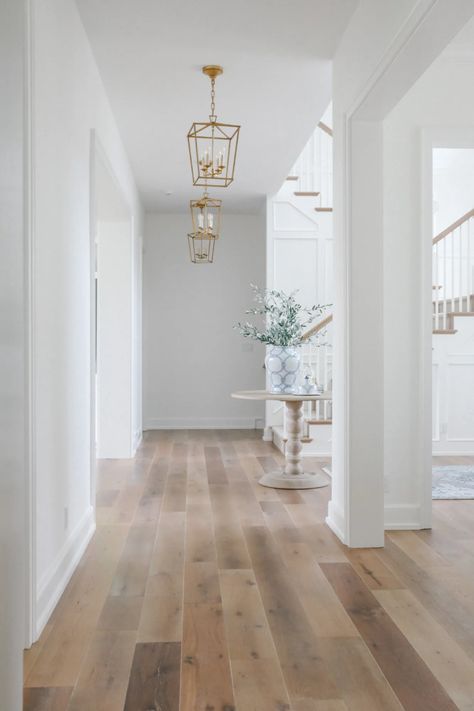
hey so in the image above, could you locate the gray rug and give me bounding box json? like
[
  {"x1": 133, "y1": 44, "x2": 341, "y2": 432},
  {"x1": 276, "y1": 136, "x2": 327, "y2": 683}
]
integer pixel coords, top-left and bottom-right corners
[{"x1": 432, "y1": 465, "x2": 474, "y2": 499}]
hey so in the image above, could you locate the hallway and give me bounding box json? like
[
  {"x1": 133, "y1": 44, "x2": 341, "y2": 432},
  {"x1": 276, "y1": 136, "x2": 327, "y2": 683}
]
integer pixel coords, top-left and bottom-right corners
[{"x1": 24, "y1": 432, "x2": 474, "y2": 710}]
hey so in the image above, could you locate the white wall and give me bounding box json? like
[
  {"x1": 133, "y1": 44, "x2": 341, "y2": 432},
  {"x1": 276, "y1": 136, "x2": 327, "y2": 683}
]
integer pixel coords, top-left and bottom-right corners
[
  {"x1": 384, "y1": 51, "x2": 474, "y2": 525},
  {"x1": 433, "y1": 319, "x2": 474, "y2": 455},
  {"x1": 143, "y1": 212, "x2": 266, "y2": 429},
  {"x1": 0, "y1": 1, "x2": 26, "y2": 706},
  {"x1": 97, "y1": 220, "x2": 134, "y2": 458},
  {"x1": 31, "y1": 0, "x2": 143, "y2": 639},
  {"x1": 433, "y1": 148, "x2": 474, "y2": 234}
]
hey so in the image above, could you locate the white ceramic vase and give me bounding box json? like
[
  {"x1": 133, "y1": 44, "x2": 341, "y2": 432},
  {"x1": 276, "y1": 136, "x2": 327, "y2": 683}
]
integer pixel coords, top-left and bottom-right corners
[{"x1": 265, "y1": 345, "x2": 301, "y2": 394}]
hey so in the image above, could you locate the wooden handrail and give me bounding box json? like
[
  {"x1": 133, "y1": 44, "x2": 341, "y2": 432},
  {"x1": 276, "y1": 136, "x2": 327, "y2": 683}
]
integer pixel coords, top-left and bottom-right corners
[
  {"x1": 301, "y1": 313, "x2": 333, "y2": 342},
  {"x1": 433, "y1": 208, "x2": 474, "y2": 245},
  {"x1": 318, "y1": 121, "x2": 333, "y2": 137}
]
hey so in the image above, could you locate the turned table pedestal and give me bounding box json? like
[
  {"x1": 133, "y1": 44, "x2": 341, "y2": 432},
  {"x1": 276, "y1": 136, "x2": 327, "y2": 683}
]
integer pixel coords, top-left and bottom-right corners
[{"x1": 231, "y1": 390, "x2": 330, "y2": 490}]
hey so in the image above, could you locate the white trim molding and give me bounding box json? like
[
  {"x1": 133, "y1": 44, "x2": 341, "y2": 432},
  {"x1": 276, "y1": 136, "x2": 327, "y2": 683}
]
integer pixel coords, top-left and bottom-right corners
[
  {"x1": 144, "y1": 417, "x2": 262, "y2": 430},
  {"x1": 133, "y1": 428, "x2": 143, "y2": 454},
  {"x1": 24, "y1": 0, "x2": 36, "y2": 649},
  {"x1": 384, "y1": 504, "x2": 423, "y2": 530},
  {"x1": 35, "y1": 506, "x2": 95, "y2": 640},
  {"x1": 326, "y1": 500, "x2": 346, "y2": 544}
]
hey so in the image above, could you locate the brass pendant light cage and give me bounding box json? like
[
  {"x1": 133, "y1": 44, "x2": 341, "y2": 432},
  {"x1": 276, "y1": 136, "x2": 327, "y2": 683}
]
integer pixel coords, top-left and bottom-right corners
[
  {"x1": 187, "y1": 121, "x2": 240, "y2": 188},
  {"x1": 187, "y1": 65, "x2": 240, "y2": 189},
  {"x1": 187, "y1": 193, "x2": 222, "y2": 264}
]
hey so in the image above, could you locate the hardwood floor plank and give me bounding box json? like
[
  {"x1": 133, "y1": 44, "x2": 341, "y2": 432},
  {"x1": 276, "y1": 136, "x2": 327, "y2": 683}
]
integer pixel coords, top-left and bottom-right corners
[
  {"x1": 292, "y1": 700, "x2": 348, "y2": 711},
  {"x1": 205, "y1": 445, "x2": 229, "y2": 486},
  {"x1": 375, "y1": 588, "x2": 474, "y2": 710},
  {"x1": 162, "y1": 443, "x2": 188, "y2": 512},
  {"x1": 209, "y1": 483, "x2": 252, "y2": 569},
  {"x1": 109, "y1": 524, "x2": 156, "y2": 597},
  {"x1": 220, "y1": 569, "x2": 281, "y2": 662},
  {"x1": 185, "y1": 502, "x2": 217, "y2": 564},
  {"x1": 23, "y1": 687, "x2": 72, "y2": 711},
  {"x1": 67, "y1": 630, "x2": 136, "y2": 711},
  {"x1": 138, "y1": 595, "x2": 182, "y2": 643},
  {"x1": 124, "y1": 641, "x2": 181, "y2": 711},
  {"x1": 387, "y1": 530, "x2": 451, "y2": 570},
  {"x1": 24, "y1": 623, "x2": 54, "y2": 681},
  {"x1": 244, "y1": 526, "x2": 339, "y2": 702},
  {"x1": 180, "y1": 603, "x2": 235, "y2": 711},
  {"x1": 97, "y1": 595, "x2": 143, "y2": 631},
  {"x1": 345, "y1": 549, "x2": 404, "y2": 590},
  {"x1": 231, "y1": 659, "x2": 291, "y2": 711},
  {"x1": 321, "y1": 562, "x2": 458, "y2": 710},
  {"x1": 184, "y1": 561, "x2": 222, "y2": 604},
  {"x1": 278, "y1": 542, "x2": 358, "y2": 638},
  {"x1": 317, "y1": 638, "x2": 404, "y2": 711},
  {"x1": 379, "y1": 536, "x2": 474, "y2": 658}
]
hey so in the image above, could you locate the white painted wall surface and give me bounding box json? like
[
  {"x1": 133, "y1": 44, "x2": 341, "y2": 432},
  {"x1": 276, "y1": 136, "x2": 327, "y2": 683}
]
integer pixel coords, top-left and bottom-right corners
[
  {"x1": 143, "y1": 213, "x2": 266, "y2": 429},
  {"x1": 97, "y1": 220, "x2": 134, "y2": 458},
  {"x1": 32, "y1": 0, "x2": 143, "y2": 638},
  {"x1": 433, "y1": 148, "x2": 474, "y2": 234},
  {"x1": 0, "y1": 1, "x2": 26, "y2": 706},
  {"x1": 384, "y1": 51, "x2": 474, "y2": 526},
  {"x1": 433, "y1": 319, "x2": 474, "y2": 454}
]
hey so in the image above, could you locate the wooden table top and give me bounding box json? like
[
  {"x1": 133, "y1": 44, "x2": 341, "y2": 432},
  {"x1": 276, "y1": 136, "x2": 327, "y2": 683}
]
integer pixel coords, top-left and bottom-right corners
[{"x1": 231, "y1": 390, "x2": 332, "y2": 402}]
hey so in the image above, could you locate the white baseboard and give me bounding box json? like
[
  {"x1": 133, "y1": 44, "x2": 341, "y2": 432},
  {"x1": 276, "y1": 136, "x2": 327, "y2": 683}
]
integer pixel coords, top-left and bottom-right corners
[
  {"x1": 133, "y1": 428, "x2": 143, "y2": 454},
  {"x1": 433, "y1": 449, "x2": 474, "y2": 456},
  {"x1": 384, "y1": 503, "x2": 424, "y2": 530},
  {"x1": 35, "y1": 506, "x2": 95, "y2": 640},
  {"x1": 326, "y1": 500, "x2": 346, "y2": 544},
  {"x1": 144, "y1": 417, "x2": 261, "y2": 430}
]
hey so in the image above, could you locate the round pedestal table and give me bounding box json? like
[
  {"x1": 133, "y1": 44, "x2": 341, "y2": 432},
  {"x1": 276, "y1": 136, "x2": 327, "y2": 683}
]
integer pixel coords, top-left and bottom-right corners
[{"x1": 231, "y1": 390, "x2": 331, "y2": 490}]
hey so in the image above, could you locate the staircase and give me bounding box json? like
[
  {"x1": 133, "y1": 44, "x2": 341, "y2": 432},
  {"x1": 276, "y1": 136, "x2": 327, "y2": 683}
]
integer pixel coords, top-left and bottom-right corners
[
  {"x1": 267, "y1": 98, "x2": 474, "y2": 457},
  {"x1": 269, "y1": 114, "x2": 334, "y2": 455},
  {"x1": 432, "y1": 208, "x2": 474, "y2": 334}
]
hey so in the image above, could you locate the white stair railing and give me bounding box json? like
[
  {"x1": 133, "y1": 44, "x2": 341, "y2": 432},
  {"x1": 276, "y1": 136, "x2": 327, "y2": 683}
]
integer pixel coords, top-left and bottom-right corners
[
  {"x1": 282, "y1": 314, "x2": 333, "y2": 439},
  {"x1": 433, "y1": 209, "x2": 474, "y2": 331}
]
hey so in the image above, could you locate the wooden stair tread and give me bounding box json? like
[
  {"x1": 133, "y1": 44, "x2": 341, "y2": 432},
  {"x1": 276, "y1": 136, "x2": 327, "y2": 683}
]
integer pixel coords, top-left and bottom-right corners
[
  {"x1": 433, "y1": 329, "x2": 457, "y2": 335},
  {"x1": 448, "y1": 311, "x2": 474, "y2": 317},
  {"x1": 286, "y1": 175, "x2": 299, "y2": 181},
  {"x1": 294, "y1": 191, "x2": 320, "y2": 197},
  {"x1": 315, "y1": 207, "x2": 333, "y2": 212},
  {"x1": 318, "y1": 121, "x2": 333, "y2": 137}
]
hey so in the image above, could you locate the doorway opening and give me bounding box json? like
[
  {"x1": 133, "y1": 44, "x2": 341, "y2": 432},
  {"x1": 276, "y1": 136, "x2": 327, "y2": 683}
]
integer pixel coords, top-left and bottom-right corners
[
  {"x1": 91, "y1": 137, "x2": 135, "y2": 504},
  {"x1": 431, "y1": 147, "x2": 474, "y2": 501}
]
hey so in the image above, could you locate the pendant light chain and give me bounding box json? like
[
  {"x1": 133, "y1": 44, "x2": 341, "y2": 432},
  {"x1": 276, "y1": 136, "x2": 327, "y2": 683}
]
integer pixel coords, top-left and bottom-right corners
[{"x1": 210, "y1": 77, "x2": 217, "y2": 122}]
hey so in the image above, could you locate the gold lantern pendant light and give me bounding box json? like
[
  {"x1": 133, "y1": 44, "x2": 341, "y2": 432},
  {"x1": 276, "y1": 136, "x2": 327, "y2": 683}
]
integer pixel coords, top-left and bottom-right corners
[
  {"x1": 187, "y1": 190, "x2": 222, "y2": 264},
  {"x1": 186, "y1": 65, "x2": 239, "y2": 263},
  {"x1": 187, "y1": 66, "x2": 240, "y2": 188}
]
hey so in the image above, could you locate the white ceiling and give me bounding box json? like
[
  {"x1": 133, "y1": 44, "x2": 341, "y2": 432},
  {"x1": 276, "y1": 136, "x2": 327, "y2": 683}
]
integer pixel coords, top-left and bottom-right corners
[{"x1": 76, "y1": 0, "x2": 357, "y2": 212}]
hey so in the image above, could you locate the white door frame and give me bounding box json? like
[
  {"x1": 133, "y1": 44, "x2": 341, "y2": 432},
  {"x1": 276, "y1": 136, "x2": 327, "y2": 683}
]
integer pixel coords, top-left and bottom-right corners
[{"x1": 328, "y1": 0, "x2": 474, "y2": 547}]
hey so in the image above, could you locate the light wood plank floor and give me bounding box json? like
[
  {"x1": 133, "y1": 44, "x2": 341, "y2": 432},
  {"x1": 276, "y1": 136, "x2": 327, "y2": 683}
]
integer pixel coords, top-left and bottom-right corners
[{"x1": 24, "y1": 431, "x2": 474, "y2": 710}]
